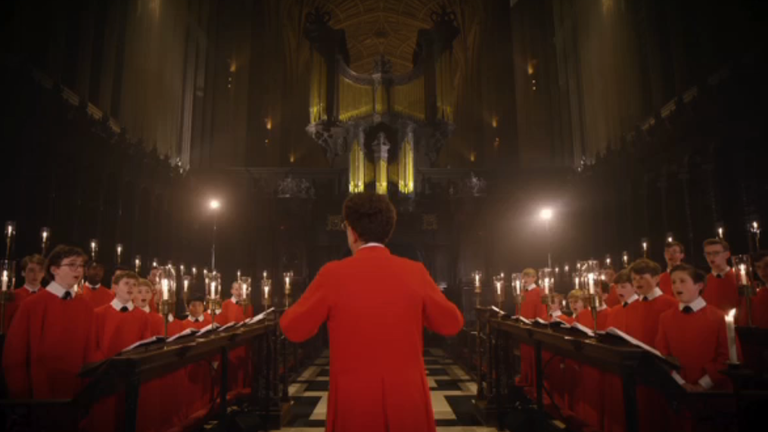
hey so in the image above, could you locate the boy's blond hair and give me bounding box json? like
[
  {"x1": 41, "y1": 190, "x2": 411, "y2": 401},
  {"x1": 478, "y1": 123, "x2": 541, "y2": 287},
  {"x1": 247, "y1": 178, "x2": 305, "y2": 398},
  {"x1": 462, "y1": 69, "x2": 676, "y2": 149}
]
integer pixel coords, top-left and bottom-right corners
[
  {"x1": 567, "y1": 289, "x2": 587, "y2": 302},
  {"x1": 522, "y1": 268, "x2": 537, "y2": 279}
]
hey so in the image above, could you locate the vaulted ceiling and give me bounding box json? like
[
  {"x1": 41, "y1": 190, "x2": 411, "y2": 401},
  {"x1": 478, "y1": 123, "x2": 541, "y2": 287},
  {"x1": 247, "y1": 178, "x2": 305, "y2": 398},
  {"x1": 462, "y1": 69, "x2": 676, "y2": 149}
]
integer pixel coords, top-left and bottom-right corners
[{"x1": 314, "y1": 0, "x2": 482, "y2": 74}]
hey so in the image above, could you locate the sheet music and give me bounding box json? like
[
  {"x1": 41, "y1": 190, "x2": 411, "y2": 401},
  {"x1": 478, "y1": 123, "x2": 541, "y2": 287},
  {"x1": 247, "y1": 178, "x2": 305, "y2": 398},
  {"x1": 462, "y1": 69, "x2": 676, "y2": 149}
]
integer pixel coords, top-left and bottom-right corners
[
  {"x1": 534, "y1": 317, "x2": 550, "y2": 325},
  {"x1": 517, "y1": 316, "x2": 532, "y2": 325},
  {"x1": 605, "y1": 327, "x2": 664, "y2": 359},
  {"x1": 197, "y1": 323, "x2": 220, "y2": 336},
  {"x1": 166, "y1": 328, "x2": 198, "y2": 342},
  {"x1": 217, "y1": 322, "x2": 237, "y2": 331},
  {"x1": 121, "y1": 336, "x2": 165, "y2": 353},
  {"x1": 246, "y1": 307, "x2": 275, "y2": 324},
  {"x1": 491, "y1": 306, "x2": 505, "y2": 315},
  {"x1": 571, "y1": 322, "x2": 595, "y2": 337}
]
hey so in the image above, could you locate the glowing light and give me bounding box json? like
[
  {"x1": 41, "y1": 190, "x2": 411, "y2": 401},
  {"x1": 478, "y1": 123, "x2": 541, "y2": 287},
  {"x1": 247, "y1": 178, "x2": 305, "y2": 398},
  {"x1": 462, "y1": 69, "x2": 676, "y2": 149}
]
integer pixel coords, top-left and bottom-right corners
[
  {"x1": 540, "y1": 208, "x2": 553, "y2": 221},
  {"x1": 209, "y1": 199, "x2": 221, "y2": 210}
]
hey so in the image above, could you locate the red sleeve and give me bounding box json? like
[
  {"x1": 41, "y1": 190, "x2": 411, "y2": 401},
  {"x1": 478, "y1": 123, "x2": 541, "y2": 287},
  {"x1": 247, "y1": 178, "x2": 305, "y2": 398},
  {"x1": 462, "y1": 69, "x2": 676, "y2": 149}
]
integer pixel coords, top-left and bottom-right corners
[
  {"x1": 280, "y1": 263, "x2": 333, "y2": 342},
  {"x1": 91, "y1": 309, "x2": 106, "y2": 362},
  {"x1": 706, "y1": 313, "x2": 731, "y2": 388},
  {"x1": 655, "y1": 314, "x2": 671, "y2": 357},
  {"x1": 2, "y1": 302, "x2": 32, "y2": 398},
  {"x1": 420, "y1": 264, "x2": 464, "y2": 336}
]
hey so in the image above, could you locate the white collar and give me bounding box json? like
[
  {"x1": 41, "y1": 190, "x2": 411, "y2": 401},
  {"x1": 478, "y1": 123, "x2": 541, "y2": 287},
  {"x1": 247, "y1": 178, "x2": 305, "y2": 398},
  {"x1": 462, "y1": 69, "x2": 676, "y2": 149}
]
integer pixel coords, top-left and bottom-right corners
[
  {"x1": 525, "y1": 283, "x2": 537, "y2": 291},
  {"x1": 550, "y1": 310, "x2": 562, "y2": 317},
  {"x1": 140, "y1": 305, "x2": 151, "y2": 313},
  {"x1": 643, "y1": 287, "x2": 664, "y2": 301},
  {"x1": 359, "y1": 243, "x2": 385, "y2": 250},
  {"x1": 24, "y1": 285, "x2": 41, "y2": 293},
  {"x1": 111, "y1": 298, "x2": 134, "y2": 311},
  {"x1": 711, "y1": 267, "x2": 731, "y2": 277},
  {"x1": 680, "y1": 296, "x2": 707, "y2": 313},
  {"x1": 86, "y1": 282, "x2": 101, "y2": 289},
  {"x1": 624, "y1": 294, "x2": 639, "y2": 305},
  {"x1": 46, "y1": 281, "x2": 76, "y2": 299},
  {"x1": 231, "y1": 297, "x2": 242, "y2": 304},
  {"x1": 188, "y1": 315, "x2": 204, "y2": 323}
]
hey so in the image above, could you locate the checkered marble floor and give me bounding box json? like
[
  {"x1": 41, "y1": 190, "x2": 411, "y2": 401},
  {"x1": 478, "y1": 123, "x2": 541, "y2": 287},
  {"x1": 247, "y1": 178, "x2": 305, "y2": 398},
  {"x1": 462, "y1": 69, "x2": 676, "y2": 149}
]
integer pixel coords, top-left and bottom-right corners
[{"x1": 276, "y1": 348, "x2": 497, "y2": 432}]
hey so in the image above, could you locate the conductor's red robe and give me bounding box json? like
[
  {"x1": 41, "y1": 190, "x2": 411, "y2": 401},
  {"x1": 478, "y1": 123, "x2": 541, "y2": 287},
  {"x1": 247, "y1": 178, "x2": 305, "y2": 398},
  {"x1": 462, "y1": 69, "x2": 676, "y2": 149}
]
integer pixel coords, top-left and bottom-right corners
[
  {"x1": 703, "y1": 269, "x2": 740, "y2": 313},
  {"x1": 659, "y1": 271, "x2": 674, "y2": 298},
  {"x1": 280, "y1": 245, "x2": 464, "y2": 432},
  {"x1": 81, "y1": 284, "x2": 115, "y2": 310},
  {"x1": 517, "y1": 285, "x2": 548, "y2": 387},
  {"x1": 3, "y1": 286, "x2": 39, "y2": 332},
  {"x1": 89, "y1": 301, "x2": 151, "y2": 432},
  {"x1": 3, "y1": 286, "x2": 95, "y2": 399}
]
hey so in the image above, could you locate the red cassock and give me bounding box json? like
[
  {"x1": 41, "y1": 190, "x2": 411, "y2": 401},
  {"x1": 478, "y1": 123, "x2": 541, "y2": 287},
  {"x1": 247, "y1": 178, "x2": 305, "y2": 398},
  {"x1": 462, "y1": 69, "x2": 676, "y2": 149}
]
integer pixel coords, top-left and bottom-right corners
[
  {"x1": 572, "y1": 308, "x2": 611, "y2": 430},
  {"x1": 88, "y1": 304, "x2": 152, "y2": 432},
  {"x1": 703, "y1": 270, "x2": 740, "y2": 314},
  {"x1": 605, "y1": 284, "x2": 621, "y2": 308},
  {"x1": 659, "y1": 272, "x2": 673, "y2": 298},
  {"x1": 624, "y1": 294, "x2": 677, "y2": 432},
  {"x1": 603, "y1": 302, "x2": 636, "y2": 432},
  {"x1": 517, "y1": 287, "x2": 548, "y2": 387},
  {"x1": 3, "y1": 287, "x2": 38, "y2": 332},
  {"x1": 3, "y1": 289, "x2": 96, "y2": 399},
  {"x1": 737, "y1": 287, "x2": 768, "y2": 328},
  {"x1": 215, "y1": 299, "x2": 252, "y2": 398},
  {"x1": 280, "y1": 246, "x2": 464, "y2": 432},
  {"x1": 81, "y1": 285, "x2": 115, "y2": 309},
  {"x1": 543, "y1": 313, "x2": 574, "y2": 410},
  {"x1": 182, "y1": 314, "x2": 216, "y2": 418}
]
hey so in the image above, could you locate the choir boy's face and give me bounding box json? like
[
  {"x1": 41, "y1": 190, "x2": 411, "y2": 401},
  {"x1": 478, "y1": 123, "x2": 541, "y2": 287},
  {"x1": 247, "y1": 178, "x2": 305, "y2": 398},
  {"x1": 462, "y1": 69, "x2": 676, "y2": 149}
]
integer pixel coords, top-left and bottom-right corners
[
  {"x1": 756, "y1": 257, "x2": 768, "y2": 285},
  {"x1": 51, "y1": 257, "x2": 85, "y2": 289},
  {"x1": 703, "y1": 244, "x2": 730, "y2": 271},
  {"x1": 550, "y1": 298, "x2": 562, "y2": 312},
  {"x1": 631, "y1": 272, "x2": 658, "y2": 296},
  {"x1": 133, "y1": 285, "x2": 151, "y2": 308},
  {"x1": 148, "y1": 268, "x2": 160, "y2": 286},
  {"x1": 664, "y1": 246, "x2": 684, "y2": 268},
  {"x1": 189, "y1": 301, "x2": 204, "y2": 318},
  {"x1": 603, "y1": 270, "x2": 616, "y2": 284},
  {"x1": 231, "y1": 282, "x2": 243, "y2": 301},
  {"x1": 86, "y1": 265, "x2": 104, "y2": 286},
  {"x1": 23, "y1": 263, "x2": 45, "y2": 287},
  {"x1": 615, "y1": 282, "x2": 635, "y2": 302},
  {"x1": 670, "y1": 271, "x2": 702, "y2": 304},
  {"x1": 568, "y1": 298, "x2": 585, "y2": 315},
  {"x1": 114, "y1": 278, "x2": 137, "y2": 304},
  {"x1": 522, "y1": 274, "x2": 536, "y2": 286}
]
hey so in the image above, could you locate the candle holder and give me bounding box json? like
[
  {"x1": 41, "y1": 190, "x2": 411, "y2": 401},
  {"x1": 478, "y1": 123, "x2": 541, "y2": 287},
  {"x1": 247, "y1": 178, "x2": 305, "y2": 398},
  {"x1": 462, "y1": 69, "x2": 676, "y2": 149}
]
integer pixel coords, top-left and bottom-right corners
[
  {"x1": 284, "y1": 271, "x2": 293, "y2": 308},
  {"x1": 40, "y1": 227, "x2": 50, "y2": 256},
  {"x1": 206, "y1": 271, "x2": 222, "y2": 323},
  {"x1": 182, "y1": 275, "x2": 191, "y2": 313},
  {"x1": 4, "y1": 221, "x2": 15, "y2": 260},
  {"x1": 261, "y1": 271, "x2": 272, "y2": 308},
  {"x1": 510, "y1": 273, "x2": 523, "y2": 315},
  {"x1": 134, "y1": 255, "x2": 142, "y2": 273},
  {"x1": 538, "y1": 268, "x2": 553, "y2": 312},
  {"x1": 493, "y1": 274, "x2": 505, "y2": 309},
  {"x1": 749, "y1": 221, "x2": 761, "y2": 251},
  {"x1": 1, "y1": 260, "x2": 17, "y2": 334},
  {"x1": 89, "y1": 239, "x2": 98, "y2": 262},
  {"x1": 240, "y1": 276, "x2": 252, "y2": 313},
  {"x1": 582, "y1": 260, "x2": 601, "y2": 332},
  {"x1": 159, "y1": 265, "x2": 177, "y2": 337},
  {"x1": 733, "y1": 255, "x2": 755, "y2": 327}
]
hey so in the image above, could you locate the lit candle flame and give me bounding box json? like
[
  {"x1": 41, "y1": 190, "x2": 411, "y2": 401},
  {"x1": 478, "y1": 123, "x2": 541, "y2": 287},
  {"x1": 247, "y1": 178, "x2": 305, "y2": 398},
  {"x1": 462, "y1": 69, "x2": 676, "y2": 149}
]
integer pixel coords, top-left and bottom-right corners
[
  {"x1": 1, "y1": 270, "x2": 8, "y2": 292},
  {"x1": 724, "y1": 309, "x2": 739, "y2": 363}
]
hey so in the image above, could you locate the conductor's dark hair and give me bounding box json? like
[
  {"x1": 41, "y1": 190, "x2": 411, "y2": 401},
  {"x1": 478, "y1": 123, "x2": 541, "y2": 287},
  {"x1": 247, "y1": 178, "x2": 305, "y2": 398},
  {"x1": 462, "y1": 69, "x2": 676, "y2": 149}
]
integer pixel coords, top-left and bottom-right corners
[
  {"x1": 343, "y1": 193, "x2": 397, "y2": 244},
  {"x1": 45, "y1": 245, "x2": 87, "y2": 280}
]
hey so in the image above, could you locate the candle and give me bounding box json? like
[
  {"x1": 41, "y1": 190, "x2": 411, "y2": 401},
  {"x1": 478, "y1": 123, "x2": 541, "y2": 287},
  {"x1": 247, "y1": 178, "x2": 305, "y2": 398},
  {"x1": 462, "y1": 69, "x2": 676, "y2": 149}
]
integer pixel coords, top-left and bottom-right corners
[
  {"x1": 1, "y1": 270, "x2": 7, "y2": 292},
  {"x1": 183, "y1": 278, "x2": 189, "y2": 293},
  {"x1": 717, "y1": 227, "x2": 724, "y2": 239},
  {"x1": 474, "y1": 274, "x2": 480, "y2": 287},
  {"x1": 264, "y1": 282, "x2": 270, "y2": 299},
  {"x1": 564, "y1": 264, "x2": 569, "y2": 273},
  {"x1": 116, "y1": 244, "x2": 123, "y2": 262},
  {"x1": 495, "y1": 281, "x2": 501, "y2": 295},
  {"x1": 41, "y1": 227, "x2": 49, "y2": 243},
  {"x1": 725, "y1": 309, "x2": 739, "y2": 363},
  {"x1": 588, "y1": 273, "x2": 595, "y2": 295},
  {"x1": 161, "y1": 279, "x2": 169, "y2": 301},
  {"x1": 515, "y1": 279, "x2": 521, "y2": 295},
  {"x1": 237, "y1": 269, "x2": 241, "y2": 281},
  {"x1": 573, "y1": 275, "x2": 580, "y2": 290},
  {"x1": 543, "y1": 277, "x2": 550, "y2": 295},
  {"x1": 738, "y1": 264, "x2": 748, "y2": 286},
  {"x1": 210, "y1": 281, "x2": 217, "y2": 298},
  {"x1": 180, "y1": 264, "x2": 185, "y2": 275}
]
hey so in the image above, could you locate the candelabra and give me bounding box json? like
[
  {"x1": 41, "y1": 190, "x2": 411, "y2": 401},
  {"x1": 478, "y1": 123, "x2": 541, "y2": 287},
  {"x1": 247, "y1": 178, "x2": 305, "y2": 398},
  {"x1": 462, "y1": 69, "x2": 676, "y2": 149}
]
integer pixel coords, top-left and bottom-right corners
[
  {"x1": 509, "y1": 273, "x2": 523, "y2": 315},
  {"x1": 538, "y1": 268, "x2": 553, "y2": 316},
  {"x1": 261, "y1": 271, "x2": 272, "y2": 308},
  {"x1": 182, "y1": 275, "x2": 191, "y2": 313},
  {"x1": 493, "y1": 274, "x2": 505, "y2": 309},
  {"x1": 1, "y1": 260, "x2": 16, "y2": 334},
  {"x1": 582, "y1": 260, "x2": 602, "y2": 332},
  {"x1": 733, "y1": 255, "x2": 755, "y2": 327},
  {"x1": 206, "y1": 271, "x2": 222, "y2": 323},
  {"x1": 240, "y1": 276, "x2": 252, "y2": 315},
  {"x1": 284, "y1": 271, "x2": 294, "y2": 308},
  {"x1": 90, "y1": 239, "x2": 98, "y2": 262}
]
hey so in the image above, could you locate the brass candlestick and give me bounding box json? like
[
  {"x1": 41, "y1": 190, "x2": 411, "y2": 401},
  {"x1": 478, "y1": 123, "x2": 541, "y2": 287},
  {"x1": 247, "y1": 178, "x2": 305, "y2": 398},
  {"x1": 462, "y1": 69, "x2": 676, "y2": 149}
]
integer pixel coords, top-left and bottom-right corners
[
  {"x1": 539, "y1": 268, "x2": 554, "y2": 317},
  {"x1": 206, "y1": 271, "x2": 221, "y2": 323},
  {"x1": 261, "y1": 271, "x2": 272, "y2": 308},
  {"x1": 733, "y1": 255, "x2": 755, "y2": 326},
  {"x1": 284, "y1": 271, "x2": 293, "y2": 308},
  {"x1": 240, "y1": 276, "x2": 252, "y2": 317},
  {"x1": 160, "y1": 299, "x2": 172, "y2": 337},
  {"x1": 0, "y1": 260, "x2": 15, "y2": 334},
  {"x1": 493, "y1": 274, "x2": 505, "y2": 310}
]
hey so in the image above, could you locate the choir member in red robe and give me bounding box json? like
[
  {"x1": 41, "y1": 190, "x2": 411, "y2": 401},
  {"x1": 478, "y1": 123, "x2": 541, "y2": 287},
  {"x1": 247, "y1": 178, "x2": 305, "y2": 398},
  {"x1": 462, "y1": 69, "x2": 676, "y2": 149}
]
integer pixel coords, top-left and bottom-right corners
[
  {"x1": 656, "y1": 264, "x2": 734, "y2": 430},
  {"x1": 214, "y1": 281, "x2": 252, "y2": 398},
  {"x1": 603, "y1": 270, "x2": 639, "y2": 432},
  {"x1": 182, "y1": 296, "x2": 216, "y2": 418},
  {"x1": 516, "y1": 268, "x2": 549, "y2": 387},
  {"x1": 3, "y1": 254, "x2": 45, "y2": 332},
  {"x1": 3, "y1": 245, "x2": 95, "y2": 399},
  {"x1": 702, "y1": 238, "x2": 740, "y2": 313},
  {"x1": 81, "y1": 261, "x2": 115, "y2": 309},
  {"x1": 739, "y1": 252, "x2": 768, "y2": 329},
  {"x1": 543, "y1": 293, "x2": 569, "y2": 408},
  {"x1": 281, "y1": 193, "x2": 464, "y2": 432},
  {"x1": 88, "y1": 271, "x2": 151, "y2": 432},
  {"x1": 624, "y1": 259, "x2": 677, "y2": 432},
  {"x1": 659, "y1": 241, "x2": 685, "y2": 298},
  {"x1": 602, "y1": 266, "x2": 621, "y2": 307}
]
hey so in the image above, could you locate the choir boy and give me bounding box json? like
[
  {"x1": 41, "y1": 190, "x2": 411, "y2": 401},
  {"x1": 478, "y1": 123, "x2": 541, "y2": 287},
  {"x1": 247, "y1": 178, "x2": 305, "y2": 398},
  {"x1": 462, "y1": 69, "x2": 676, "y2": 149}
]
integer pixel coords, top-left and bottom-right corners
[
  {"x1": 602, "y1": 266, "x2": 621, "y2": 307},
  {"x1": 184, "y1": 296, "x2": 213, "y2": 330},
  {"x1": 3, "y1": 245, "x2": 95, "y2": 399},
  {"x1": 659, "y1": 241, "x2": 685, "y2": 298},
  {"x1": 133, "y1": 279, "x2": 184, "y2": 336},
  {"x1": 656, "y1": 264, "x2": 734, "y2": 431},
  {"x1": 548, "y1": 293, "x2": 566, "y2": 322},
  {"x1": 702, "y1": 238, "x2": 740, "y2": 313},
  {"x1": 215, "y1": 281, "x2": 252, "y2": 325},
  {"x1": 567, "y1": 289, "x2": 587, "y2": 325},
  {"x1": 3, "y1": 254, "x2": 45, "y2": 331},
  {"x1": 606, "y1": 270, "x2": 638, "y2": 330},
  {"x1": 595, "y1": 281, "x2": 612, "y2": 329},
  {"x1": 182, "y1": 295, "x2": 215, "y2": 417},
  {"x1": 516, "y1": 268, "x2": 548, "y2": 387},
  {"x1": 81, "y1": 261, "x2": 114, "y2": 309},
  {"x1": 214, "y1": 281, "x2": 252, "y2": 398},
  {"x1": 92, "y1": 271, "x2": 150, "y2": 359}
]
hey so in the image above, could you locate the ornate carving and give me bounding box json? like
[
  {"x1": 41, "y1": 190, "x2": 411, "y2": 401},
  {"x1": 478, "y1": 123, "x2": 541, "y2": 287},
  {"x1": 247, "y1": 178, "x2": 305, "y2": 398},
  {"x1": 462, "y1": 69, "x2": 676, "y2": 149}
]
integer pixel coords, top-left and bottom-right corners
[
  {"x1": 452, "y1": 173, "x2": 487, "y2": 197},
  {"x1": 422, "y1": 214, "x2": 438, "y2": 230},
  {"x1": 430, "y1": 3, "x2": 458, "y2": 26},
  {"x1": 276, "y1": 176, "x2": 315, "y2": 199},
  {"x1": 326, "y1": 215, "x2": 344, "y2": 231},
  {"x1": 373, "y1": 55, "x2": 393, "y2": 75},
  {"x1": 305, "y1": 123, "x2": 347, "y2": 163}
]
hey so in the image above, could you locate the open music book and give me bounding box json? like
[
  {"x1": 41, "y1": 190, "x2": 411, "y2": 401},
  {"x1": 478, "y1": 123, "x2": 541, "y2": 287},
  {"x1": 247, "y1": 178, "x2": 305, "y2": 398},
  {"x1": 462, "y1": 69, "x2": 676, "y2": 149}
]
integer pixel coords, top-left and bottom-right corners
[
  {"x1": 571, "y1": 322, "x2": 595, "y2": 337},
  {"x1": 166, "y1": 327, "x2": 199, "y2": 342},
  {"x1": 121, "y1": 336, "x2": 166, "y2": 353},
  {"x1": 246, "y1": 307, "x2": 275, "y2": 324},
  {"x1": 604, "y1": 327, "x2": 664, "y2": 359},
  {"x1": 197, "y1": 323, "x2": 220, "y2": 336},
  {"x1": 217, "y1": 322, "x2": 237, "y2": 332}
]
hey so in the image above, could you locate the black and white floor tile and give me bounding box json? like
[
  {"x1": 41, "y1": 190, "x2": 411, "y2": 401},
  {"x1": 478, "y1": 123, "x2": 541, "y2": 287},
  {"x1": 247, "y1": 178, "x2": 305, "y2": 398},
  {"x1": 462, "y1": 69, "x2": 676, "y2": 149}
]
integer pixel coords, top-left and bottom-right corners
[{"x1": 277, "y1": 348, "x2": 498, "y2": 432}]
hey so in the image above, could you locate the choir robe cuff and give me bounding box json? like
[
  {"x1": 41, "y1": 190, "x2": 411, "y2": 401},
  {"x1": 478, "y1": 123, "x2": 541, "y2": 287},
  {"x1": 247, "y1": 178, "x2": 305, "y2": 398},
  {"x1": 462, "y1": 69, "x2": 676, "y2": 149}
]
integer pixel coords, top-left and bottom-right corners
[{"x1": 698, "y1": 374, "x2": 714, "y2": 390}]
